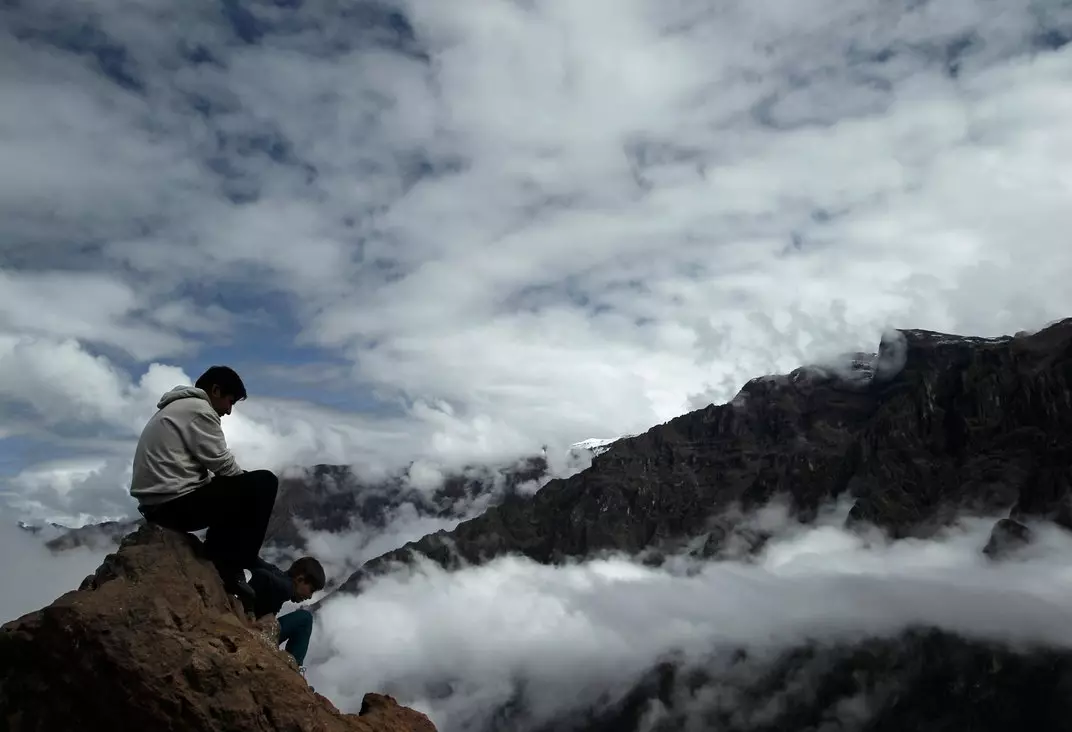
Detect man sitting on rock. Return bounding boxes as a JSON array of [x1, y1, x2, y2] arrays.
[[248, 556, 326, 672], [129, 365, 279, 608]]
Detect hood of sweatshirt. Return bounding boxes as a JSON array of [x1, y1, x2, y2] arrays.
[[156, 386, 210, 410]]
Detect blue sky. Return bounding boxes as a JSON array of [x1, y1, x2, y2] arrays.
[[4, 0, 1072, 524]]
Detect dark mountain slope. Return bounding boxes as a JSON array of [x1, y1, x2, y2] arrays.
[[338, 319, 1072, 592], [324, 318, 1072, 732], [263, 456, 549, 550]]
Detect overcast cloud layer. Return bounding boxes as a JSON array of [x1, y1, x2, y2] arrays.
[[3, 0, 1072, 521]]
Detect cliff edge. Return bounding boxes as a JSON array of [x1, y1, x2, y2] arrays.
[[0, 523, 436, 732]]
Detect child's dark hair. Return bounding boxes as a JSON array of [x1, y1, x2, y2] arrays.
[[195, 365, 247, 401], [288, 556, 326, 591]]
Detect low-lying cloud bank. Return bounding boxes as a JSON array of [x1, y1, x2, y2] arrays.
[[0, 521, 106, 624], [273, 502, 483, 596], [309, 508, 1072, 731], [10, 496, 1072, 731]]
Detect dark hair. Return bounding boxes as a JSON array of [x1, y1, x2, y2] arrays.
[[288, 556, 326, 591], [195, 366, 247, 401]]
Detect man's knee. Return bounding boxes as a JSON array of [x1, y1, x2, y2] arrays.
[[245, 469, 279, 493], [285, 608, 313, 635]]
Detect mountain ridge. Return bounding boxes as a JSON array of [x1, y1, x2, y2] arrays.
[[315, 317, 1072, 732], [332, 319, 1072, 593], [25, 442, 617, 558], [7, 318, 1072, 731]]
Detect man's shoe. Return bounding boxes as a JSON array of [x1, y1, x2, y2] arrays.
[[229, 575, 256, 612], [216, 563, 256, 611]]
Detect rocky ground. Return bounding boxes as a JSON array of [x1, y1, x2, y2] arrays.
[[0, 524, 437, 732]]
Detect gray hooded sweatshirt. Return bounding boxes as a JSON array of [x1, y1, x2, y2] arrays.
[[129, 386, 243, 506]]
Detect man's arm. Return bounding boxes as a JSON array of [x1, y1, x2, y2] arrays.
[[186, 412, 243, 477]]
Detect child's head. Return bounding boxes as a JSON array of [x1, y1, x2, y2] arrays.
[[287, 556, 326, 602]]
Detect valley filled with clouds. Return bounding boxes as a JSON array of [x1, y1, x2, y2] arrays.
[[309, 512, 1072, 730]]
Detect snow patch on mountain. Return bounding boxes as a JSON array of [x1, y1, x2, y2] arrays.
[[570, 438, 622, 456]]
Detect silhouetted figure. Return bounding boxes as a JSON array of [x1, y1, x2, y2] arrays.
[[129, 365, 278, 608]]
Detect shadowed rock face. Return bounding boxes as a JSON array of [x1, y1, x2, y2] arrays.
[[0, 524, 437, 732], [338, 319, 1072, 594], [982, 517, 1034, 559]]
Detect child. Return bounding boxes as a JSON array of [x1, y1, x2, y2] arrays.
[[247, 556, 326, 671]]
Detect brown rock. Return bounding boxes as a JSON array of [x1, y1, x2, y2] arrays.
[[360, 694, 438, 732], [0, 523, 437, 732]]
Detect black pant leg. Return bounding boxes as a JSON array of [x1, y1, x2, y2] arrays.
[[140, 489, 216, 533], [202, 470, 279, 570], [241, 469, 279, 563]]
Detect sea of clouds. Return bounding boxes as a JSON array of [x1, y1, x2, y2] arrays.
[[298, 502, 1072, 731]]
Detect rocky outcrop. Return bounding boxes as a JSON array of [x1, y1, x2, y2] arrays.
[[982, 517, 1034, 559], [0, 524, 437, 732], [338, 319, 1072, 593]]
